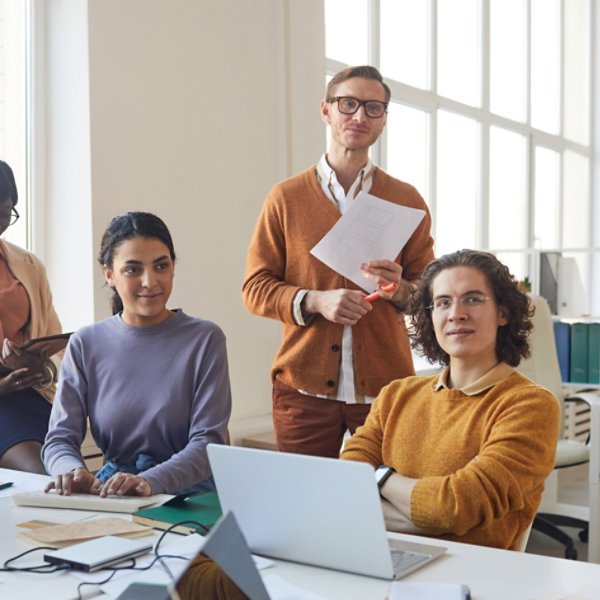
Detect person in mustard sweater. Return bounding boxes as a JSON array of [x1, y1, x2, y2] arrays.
[[243, 65, 434, 458], [341, 249, 559, 550]]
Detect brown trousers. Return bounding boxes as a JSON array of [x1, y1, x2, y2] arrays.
[[272, 378, 372, 458]]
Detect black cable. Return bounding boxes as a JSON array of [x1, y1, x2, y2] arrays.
[[153, 519, 210, 582], [1, 546, 71, 573], [4, 519, 209, 597]]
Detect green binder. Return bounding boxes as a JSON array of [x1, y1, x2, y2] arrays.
[[570, 322, 589, 384], [132, 491, 222, 535], [588, 323, 600, 384]]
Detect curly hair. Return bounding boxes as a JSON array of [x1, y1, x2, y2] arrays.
[[409, 250, 533, 367], [98, 212, 176, 315]]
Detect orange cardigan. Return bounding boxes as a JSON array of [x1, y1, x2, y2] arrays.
[[242, 167, 434, 397]]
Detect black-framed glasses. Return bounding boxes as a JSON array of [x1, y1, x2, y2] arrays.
[[328, 96, 388, 118], [0, 207, 19, 226]]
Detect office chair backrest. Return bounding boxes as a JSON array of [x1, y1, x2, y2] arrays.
[[515, 519, 534, 552], [516, 295, 564, 434]]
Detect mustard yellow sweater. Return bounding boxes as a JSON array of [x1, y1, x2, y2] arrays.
[[341, 368, 559, 550]]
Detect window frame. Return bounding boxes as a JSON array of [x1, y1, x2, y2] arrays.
[[325, 0, 596, 314]]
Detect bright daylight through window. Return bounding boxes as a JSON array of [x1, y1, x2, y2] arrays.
[[0, 0, 28, 249], [325, 0, 594, 316]]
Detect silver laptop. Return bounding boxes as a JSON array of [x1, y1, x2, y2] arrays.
[[207, 444, 446, 580]]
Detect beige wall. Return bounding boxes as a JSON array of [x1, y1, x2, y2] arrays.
[[41, 0, 325, 422]]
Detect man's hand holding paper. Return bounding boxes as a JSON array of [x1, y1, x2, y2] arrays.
[[310, 191, 426, 294]]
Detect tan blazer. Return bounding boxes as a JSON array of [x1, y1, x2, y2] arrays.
[[0, 238, 62, 402]]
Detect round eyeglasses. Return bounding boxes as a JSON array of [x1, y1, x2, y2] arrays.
[[328, 96, 388, 119], [0, 207, 19, 226], [428, 295, 492, 312]]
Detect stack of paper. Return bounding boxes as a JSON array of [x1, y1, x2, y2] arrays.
[[18, 517, 153, 548]]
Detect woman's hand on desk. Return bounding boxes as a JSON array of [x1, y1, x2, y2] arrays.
[[44, 467, 100, 495], [97, 472, 152, 498]]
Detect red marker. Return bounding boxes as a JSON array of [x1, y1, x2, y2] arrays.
[[365, 282, 398, 302]]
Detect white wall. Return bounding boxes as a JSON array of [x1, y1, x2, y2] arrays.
[[41, 0, 325, 422]]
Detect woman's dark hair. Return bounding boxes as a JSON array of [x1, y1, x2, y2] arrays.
[[98, 212, 176, 315], [0, 160, 18, 206], [409, 249, 533, 367]]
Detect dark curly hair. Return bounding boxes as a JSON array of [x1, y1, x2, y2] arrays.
[[409, 249, 533, 367], [98, 212, 176, 315]]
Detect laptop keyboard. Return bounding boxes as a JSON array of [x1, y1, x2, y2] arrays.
[[390, 549, 431, 575]]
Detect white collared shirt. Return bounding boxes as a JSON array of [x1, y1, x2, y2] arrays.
[[292, 154, 375, 404]]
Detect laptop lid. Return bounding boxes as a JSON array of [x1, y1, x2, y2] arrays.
[[207, 444, 443, 580], [183, 511, 270, 600], [117, 511, 270, 600]]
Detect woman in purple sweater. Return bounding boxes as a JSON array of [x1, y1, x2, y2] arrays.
[[42, 212, 232, 496]]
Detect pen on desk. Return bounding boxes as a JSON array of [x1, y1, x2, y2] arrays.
[[0, 481, 14, 491], [364, 282, 397, 303]]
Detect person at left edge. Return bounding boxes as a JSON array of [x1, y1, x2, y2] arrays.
[[42, 212, 232, 497], [0, 159, 62, 474]]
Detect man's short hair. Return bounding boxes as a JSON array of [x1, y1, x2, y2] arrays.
[[325, 65, 391, 103]]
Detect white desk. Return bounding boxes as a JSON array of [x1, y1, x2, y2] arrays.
[[2, 468, 600, 599]]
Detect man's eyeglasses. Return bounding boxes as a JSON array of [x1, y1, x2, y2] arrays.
[[327, 96, 388, 119], [0, 207, 19, 226], [428, 295, 492, 312]]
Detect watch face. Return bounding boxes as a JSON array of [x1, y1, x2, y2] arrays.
[[375, 466, 392, 486]]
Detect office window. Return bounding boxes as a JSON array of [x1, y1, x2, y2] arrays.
[[488, 127, 527, 250], [437, 0, 481, 107], [325, 0, 594, 314], [324, 0, 368, 66], [0, 0, 28, 249], [534, 147, 560, 250], [436, 110, 479, 255], [385, 103, 429, 201], [380, 0, 429, 90], [530, 0, 561, 134], [563, 0, 590, 145], [490, 0, 527, 122]]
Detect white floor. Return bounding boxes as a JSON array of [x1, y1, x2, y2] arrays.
[[525, 463, 589, 561]]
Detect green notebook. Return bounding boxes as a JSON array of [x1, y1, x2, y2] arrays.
[[132, 491, 222, 535]]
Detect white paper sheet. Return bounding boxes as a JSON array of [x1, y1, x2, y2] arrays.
[[310, 191, 426, 292], [262, 571, 332, 600]]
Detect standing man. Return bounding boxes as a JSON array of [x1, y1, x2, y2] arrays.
[[242, 65, 434, 458]]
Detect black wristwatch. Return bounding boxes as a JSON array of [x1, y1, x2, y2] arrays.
[[374, 465, 394, 489]]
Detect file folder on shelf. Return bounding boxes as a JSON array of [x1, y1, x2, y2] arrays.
[[588, 322, 600, 384], [570, 322, 589, 384], [553, 321, 571, 383]]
